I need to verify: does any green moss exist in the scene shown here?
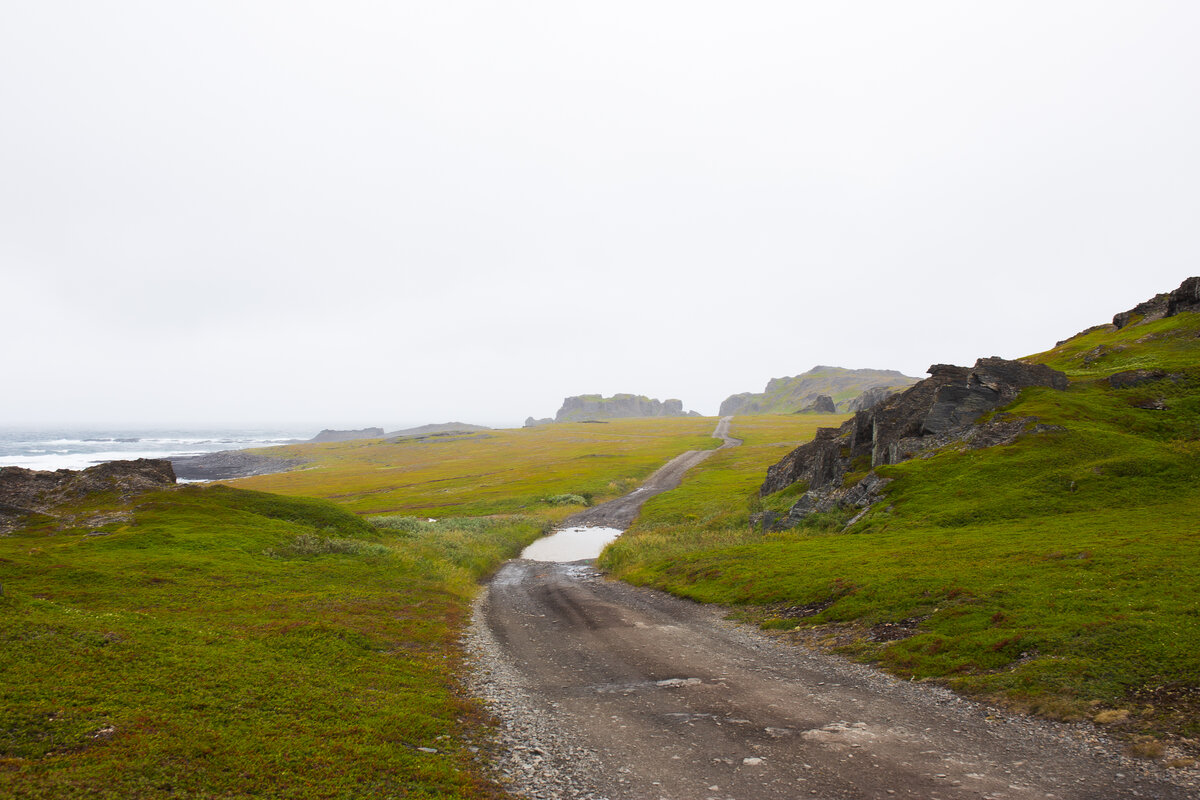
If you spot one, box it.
[0,486,542,798]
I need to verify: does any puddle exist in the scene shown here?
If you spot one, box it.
[520,526,623,562]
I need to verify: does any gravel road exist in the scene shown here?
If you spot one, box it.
[561,416,739,530]
[466,419,1198,799]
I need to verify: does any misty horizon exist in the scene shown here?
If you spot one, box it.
[5,3,1198,427]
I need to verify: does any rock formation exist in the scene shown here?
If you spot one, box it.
[720,366,919,416]
[1112,277,1200,330]
[524,417,554,427]
[554,394,695,422]
[309,427,385,443]
[846,385,905,413]
[759,358,1069,528]
[796,395,837,414]
[0,459,176,531]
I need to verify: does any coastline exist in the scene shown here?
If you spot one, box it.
[168,450,309,481]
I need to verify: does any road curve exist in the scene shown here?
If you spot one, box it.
[468,419,1195,800]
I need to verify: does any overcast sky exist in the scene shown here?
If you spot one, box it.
[4,2,1199,428]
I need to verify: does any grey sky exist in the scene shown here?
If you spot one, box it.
[4,2,1199,428]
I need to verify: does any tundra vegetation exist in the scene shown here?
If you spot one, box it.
[600,313,1200,756]
[5,311,1200,795]
[0,419,727,798]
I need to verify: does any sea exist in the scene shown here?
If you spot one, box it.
[0,427,313,472]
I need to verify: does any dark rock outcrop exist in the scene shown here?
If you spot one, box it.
[797,395,837,414]
[554,394,694,422]
[1,459,176,531]
[1107,369,1179,389]
[846,385,905,413]
[309,427,385,443]
[1112,277,1200,329]
[761,358,1069,526]
[170,451,307,481]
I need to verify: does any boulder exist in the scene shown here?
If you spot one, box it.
[1107,369,1176,389]
[797,395,837,414]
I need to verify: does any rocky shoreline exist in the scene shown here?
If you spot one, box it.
[169,450,307,481]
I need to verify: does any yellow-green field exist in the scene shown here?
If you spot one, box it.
[232,418,722,517]
[4,415,805,799]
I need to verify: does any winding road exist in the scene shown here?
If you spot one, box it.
[561,416,740,530]
[468,419,1195,799]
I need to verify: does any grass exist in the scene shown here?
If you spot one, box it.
[1,417,722,798]
[600,314,1200,747]
[231,417,720,518]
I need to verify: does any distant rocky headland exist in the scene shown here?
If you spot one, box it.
[309,423,492,443]
[387,422,491,439]
[720,366,919,416]
[170,422,494,480]
[309,427,385,443]
[528,394,700,426]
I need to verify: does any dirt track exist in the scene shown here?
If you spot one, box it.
[468,420,1196,800]
[562,416,739,529]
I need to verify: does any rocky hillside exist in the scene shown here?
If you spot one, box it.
[553,394,699,423]
[757,358,1069,529]
[0,459,176,531]
[720,366,919,416]
[758,276,1200,530]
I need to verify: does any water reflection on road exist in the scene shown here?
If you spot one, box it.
[520,526,623,562]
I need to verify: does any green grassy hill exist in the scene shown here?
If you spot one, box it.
[0,417,733,798]
[719,365,918,415]
[602,309,1200,759]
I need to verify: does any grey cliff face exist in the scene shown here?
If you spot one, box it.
[719,393,757,416]
[554,394,693,422]
[760,358,1070,527]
